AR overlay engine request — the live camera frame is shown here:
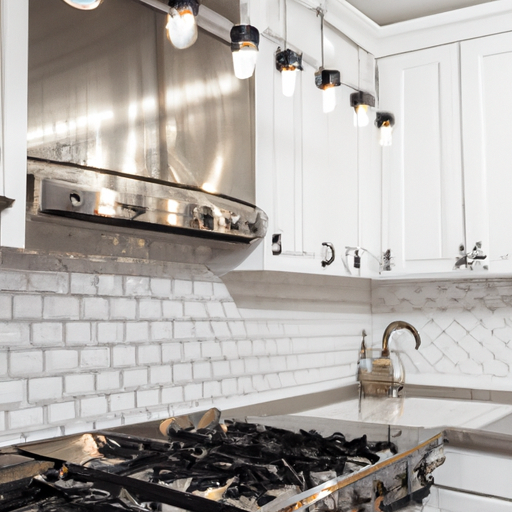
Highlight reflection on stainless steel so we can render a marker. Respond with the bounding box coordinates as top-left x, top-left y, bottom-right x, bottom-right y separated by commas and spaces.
38, 162, 267, 242
28, 0, 254, 203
